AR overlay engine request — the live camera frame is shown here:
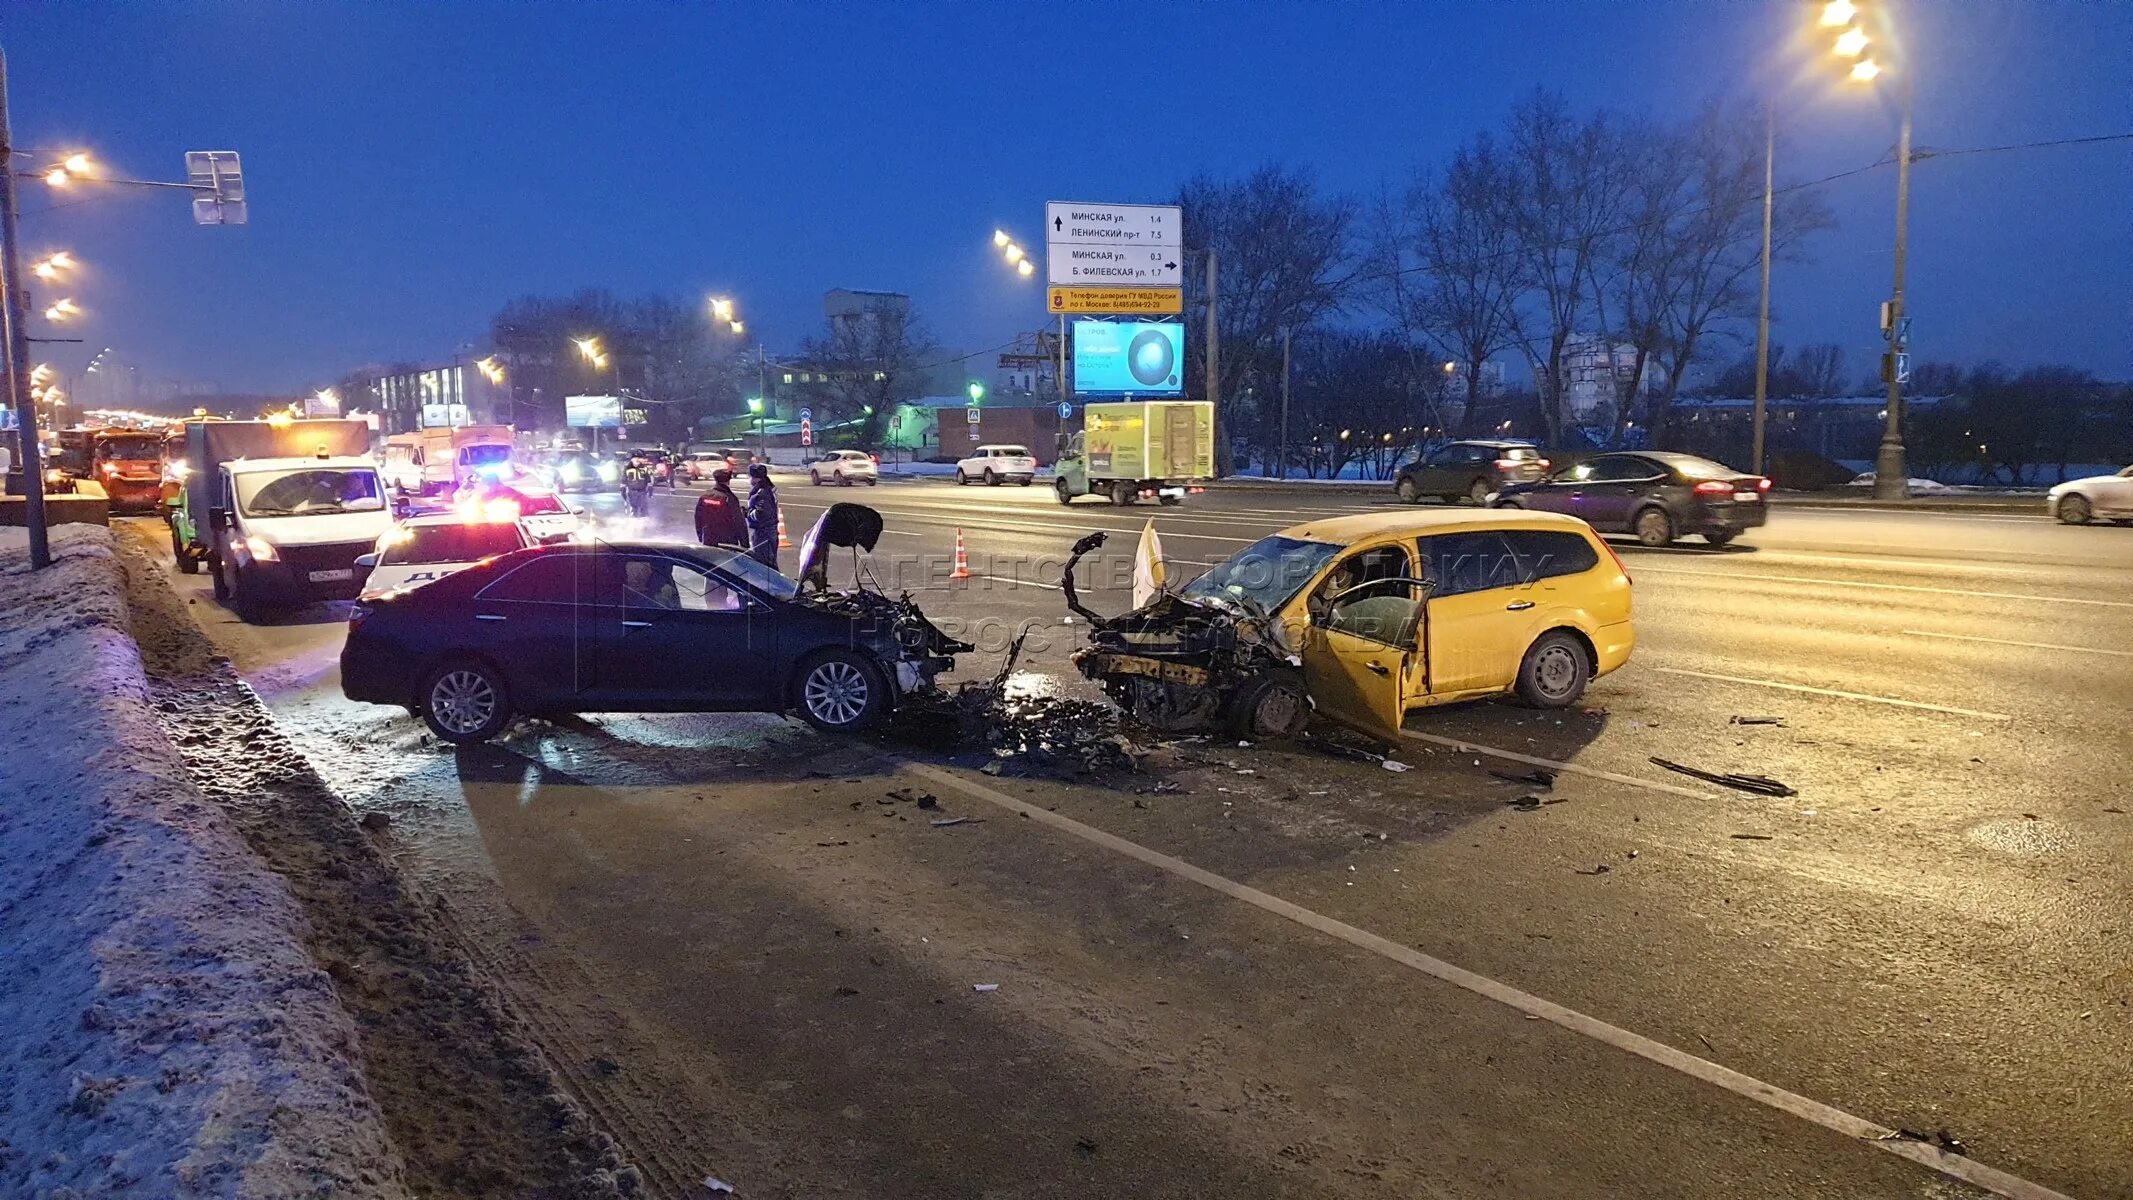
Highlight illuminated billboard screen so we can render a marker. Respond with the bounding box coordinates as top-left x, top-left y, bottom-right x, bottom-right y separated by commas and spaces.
1072, 321, 1183, 396
565, 394, 624, 428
